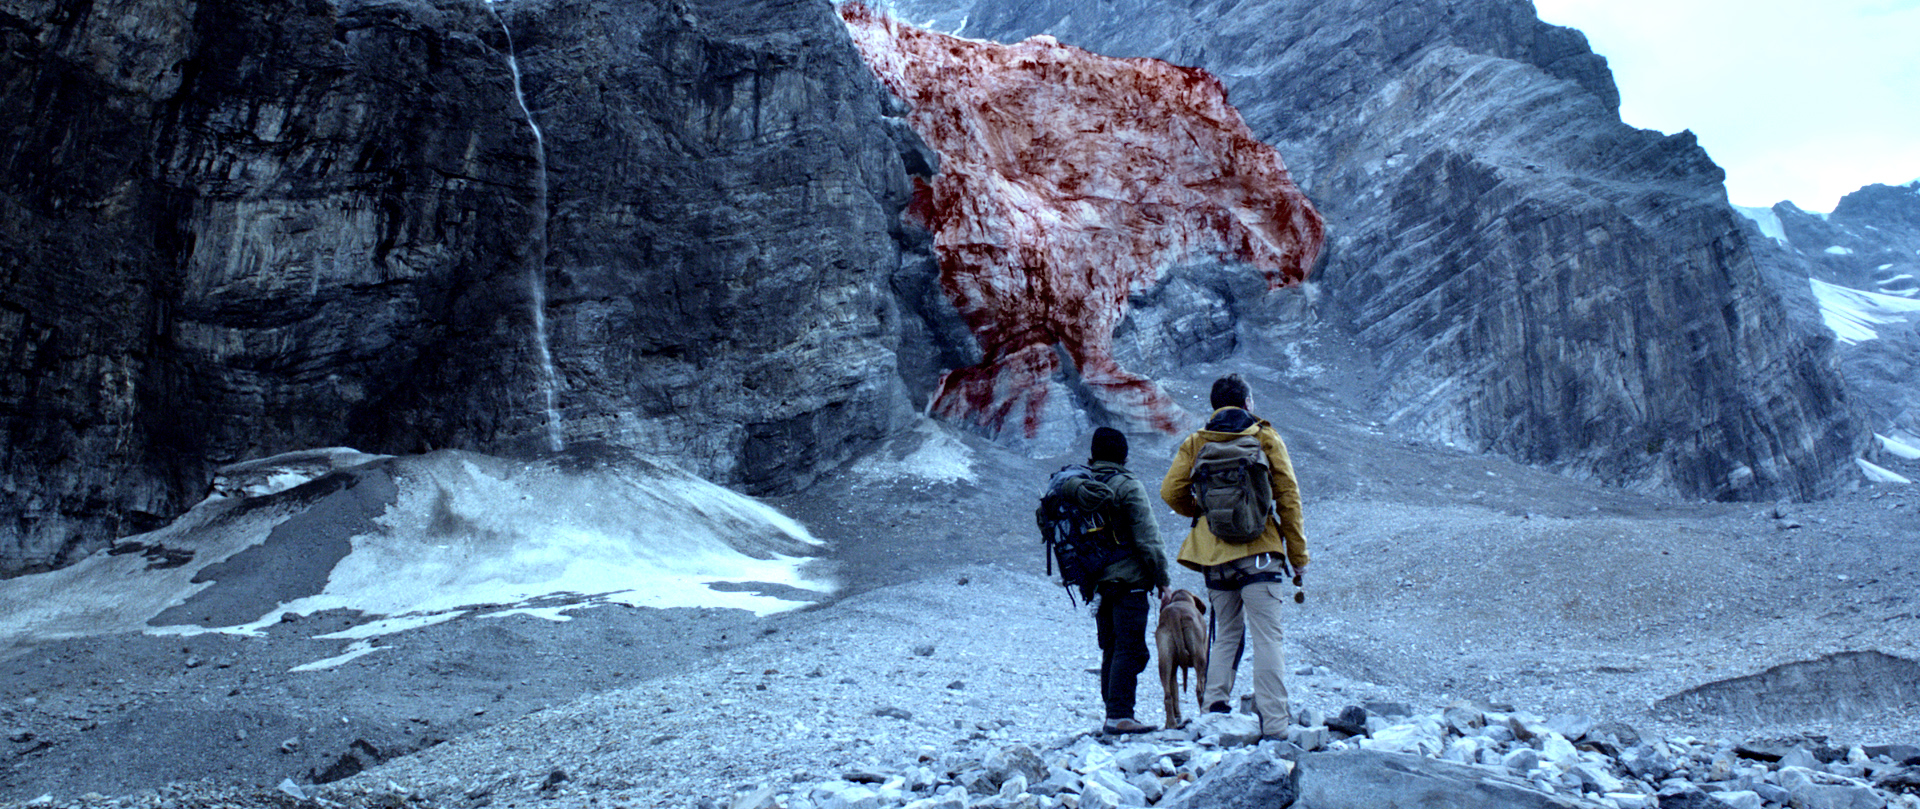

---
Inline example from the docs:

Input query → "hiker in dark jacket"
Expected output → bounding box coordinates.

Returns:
[1084,427,1171,735]
[1160,373,1307,739]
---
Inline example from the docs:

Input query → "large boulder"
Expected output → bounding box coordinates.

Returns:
[1162,752,1298,809]
[1653,651,1920,726]
[1293,749,1607,809]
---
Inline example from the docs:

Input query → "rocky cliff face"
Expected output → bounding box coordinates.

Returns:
[1741,181,1920,450]
[2,0,1883,573]
[841,4,1323,450]
[0,0,930,573]
[880,0,1866,500]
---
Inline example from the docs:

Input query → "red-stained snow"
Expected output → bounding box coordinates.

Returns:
[842,4,1325,439]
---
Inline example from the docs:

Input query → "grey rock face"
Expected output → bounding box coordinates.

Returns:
[885,0,1866,501]
[0,0,929,572]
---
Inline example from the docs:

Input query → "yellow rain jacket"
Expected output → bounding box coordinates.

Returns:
[1160,407,1308,572]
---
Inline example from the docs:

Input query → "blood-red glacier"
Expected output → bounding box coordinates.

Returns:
[841,3,1326,439]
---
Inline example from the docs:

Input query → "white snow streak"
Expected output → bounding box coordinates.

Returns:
[1808,277,1920,343]
[1734,205,1788,244]
[1878,433,1920,461]
[1857,458,1914,485]
[290,640,385,673]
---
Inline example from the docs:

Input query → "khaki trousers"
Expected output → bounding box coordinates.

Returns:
[1202,580,1290,737]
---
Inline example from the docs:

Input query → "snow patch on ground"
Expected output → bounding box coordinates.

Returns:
[212,447,391,499]
[1857,458,1914,485]
[0,449,835,651]
[222,453,832,630]
[0,496,297,644]
[1826,245,1855,255]
[290,640,385,673]
[315,611,466,640]
[1808,277,1920,343]
[1878,433,1920,461]
[852,419,978,483]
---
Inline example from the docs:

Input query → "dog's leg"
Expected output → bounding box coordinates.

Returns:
[1194,651,1208,717]
[1157,634,1179,729]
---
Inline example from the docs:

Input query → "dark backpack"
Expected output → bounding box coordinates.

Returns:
[1188,434,1274,543]
[1037,465,1131,604]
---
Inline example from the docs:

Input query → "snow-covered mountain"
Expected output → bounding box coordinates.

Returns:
[1737,179,1920,480]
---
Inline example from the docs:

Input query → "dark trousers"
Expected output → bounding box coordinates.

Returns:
[1094,585,1152,720]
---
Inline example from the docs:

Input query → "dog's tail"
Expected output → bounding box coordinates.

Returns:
[1171,627,1205,672]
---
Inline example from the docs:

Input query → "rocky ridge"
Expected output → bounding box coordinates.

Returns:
[1740,180,1920,450]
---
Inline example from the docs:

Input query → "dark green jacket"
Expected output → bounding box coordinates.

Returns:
[1089,460,1171,591]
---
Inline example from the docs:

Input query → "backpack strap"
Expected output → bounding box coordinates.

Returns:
[1203,552,1292,591]
[1085,465,1133,536]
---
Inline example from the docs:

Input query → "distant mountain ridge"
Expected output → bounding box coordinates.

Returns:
[1739,180,1920,459]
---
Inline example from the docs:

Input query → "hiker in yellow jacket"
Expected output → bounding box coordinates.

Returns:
[1160,373,1308,739]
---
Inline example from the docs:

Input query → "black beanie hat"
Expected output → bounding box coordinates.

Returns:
[1090,427,1128,464]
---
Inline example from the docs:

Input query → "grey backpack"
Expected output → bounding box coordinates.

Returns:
[1189,435,1274,543]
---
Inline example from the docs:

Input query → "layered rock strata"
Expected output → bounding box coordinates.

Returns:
[0,0,930,573]
[883,0,1866,500]
[842,3,1324,444]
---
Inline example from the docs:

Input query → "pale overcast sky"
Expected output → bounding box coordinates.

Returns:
[1531,0,1920,212]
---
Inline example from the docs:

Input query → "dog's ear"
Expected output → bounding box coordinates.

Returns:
[1192,594,1206,615]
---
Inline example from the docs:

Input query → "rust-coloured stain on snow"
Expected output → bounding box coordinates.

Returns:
[842,4,1325,438]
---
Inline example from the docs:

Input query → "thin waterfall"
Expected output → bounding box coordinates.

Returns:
[486,0,565,452]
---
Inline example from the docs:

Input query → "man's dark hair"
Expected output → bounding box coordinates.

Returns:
[1091,427,1128,464]
[1210,373,1250,410]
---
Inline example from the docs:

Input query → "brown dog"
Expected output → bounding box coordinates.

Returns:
[1155,588,1209,729]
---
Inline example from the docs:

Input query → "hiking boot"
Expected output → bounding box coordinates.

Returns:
[1205,701,1232,714]
[1253,704,1292,738]
[1102,718,1155,735]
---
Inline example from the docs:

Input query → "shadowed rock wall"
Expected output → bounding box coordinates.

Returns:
[0,0,928,573]
[882,0,1866,500]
